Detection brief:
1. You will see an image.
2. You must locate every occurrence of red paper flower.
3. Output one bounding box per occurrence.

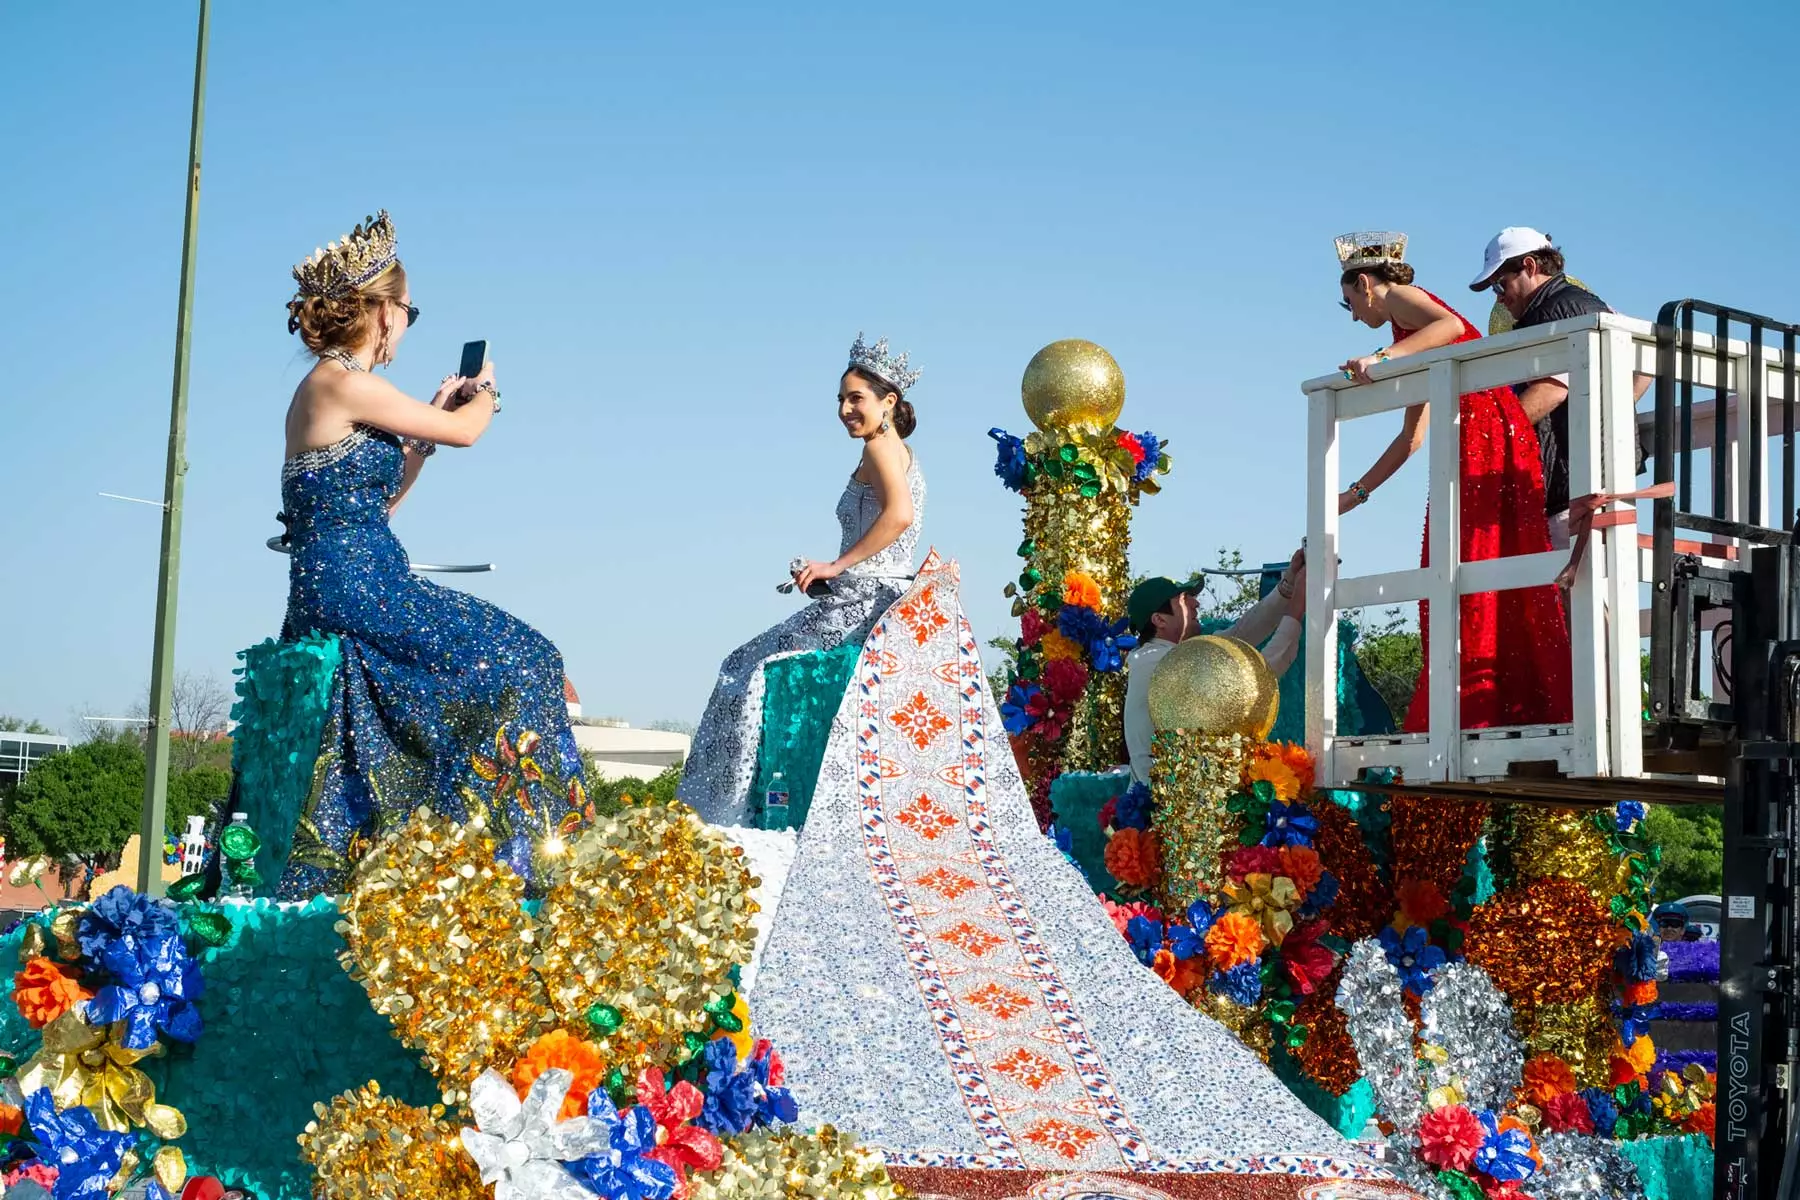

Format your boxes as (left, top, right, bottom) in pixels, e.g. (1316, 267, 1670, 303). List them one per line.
(1481, 1181, 1533, 1200)
(1101, 898, 1164, 936)
(636, 1068, 724, 1198)
(1020, 609, 1046, 647)
(1225, 845, 1282, 881)
(1541, 1091, 1594, 1134)
(1416, 1103, 1483, 1172)
(1098, 797, 1119, 831)
(1396, 879, 1450, 930)
(1116, 432, 1148, 465)
(1041, 657, 1089, 704)
(1281, 919, 1337, 996)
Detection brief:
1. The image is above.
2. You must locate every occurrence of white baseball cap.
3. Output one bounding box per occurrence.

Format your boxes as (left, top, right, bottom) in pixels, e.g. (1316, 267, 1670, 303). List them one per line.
(1470, 226, 1554, 290)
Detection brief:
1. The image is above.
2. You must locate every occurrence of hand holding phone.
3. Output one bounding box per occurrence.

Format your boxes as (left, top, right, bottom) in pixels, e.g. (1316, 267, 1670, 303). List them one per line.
(450, 341, 489, 409)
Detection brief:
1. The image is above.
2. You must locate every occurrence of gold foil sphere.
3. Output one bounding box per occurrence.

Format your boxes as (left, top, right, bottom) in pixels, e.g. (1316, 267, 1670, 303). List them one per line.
(1021, 339, 1125, 433)
(1147, 635, 1279, 738)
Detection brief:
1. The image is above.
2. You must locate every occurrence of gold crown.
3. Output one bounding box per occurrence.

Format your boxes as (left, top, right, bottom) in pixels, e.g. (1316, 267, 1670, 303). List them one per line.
(292, 211, 399, 300)
(1334, 230, 1408, 271)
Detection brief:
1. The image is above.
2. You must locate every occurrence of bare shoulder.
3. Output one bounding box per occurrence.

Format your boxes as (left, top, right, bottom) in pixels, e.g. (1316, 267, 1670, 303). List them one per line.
(286, 363, 398, 454)
(1389, 283, 1453, 323)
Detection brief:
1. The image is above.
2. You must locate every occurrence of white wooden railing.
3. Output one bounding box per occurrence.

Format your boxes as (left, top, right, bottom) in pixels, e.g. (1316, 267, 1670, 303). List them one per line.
(1302, 312, 1799, 786)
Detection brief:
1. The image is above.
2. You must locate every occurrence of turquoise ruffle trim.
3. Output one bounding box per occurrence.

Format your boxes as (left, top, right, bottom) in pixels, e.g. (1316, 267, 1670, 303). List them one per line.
(229, 634, 341, 889)
(751, 643, 862, 827)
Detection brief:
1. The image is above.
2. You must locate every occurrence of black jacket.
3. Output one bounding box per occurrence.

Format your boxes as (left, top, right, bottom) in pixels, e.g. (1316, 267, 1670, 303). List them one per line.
(1512, 276, 1609, 516)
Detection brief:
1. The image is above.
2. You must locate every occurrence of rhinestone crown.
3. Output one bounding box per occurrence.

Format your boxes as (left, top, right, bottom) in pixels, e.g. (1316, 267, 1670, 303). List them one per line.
(847, 332, 922, 394)
(293, 211, 399, 300)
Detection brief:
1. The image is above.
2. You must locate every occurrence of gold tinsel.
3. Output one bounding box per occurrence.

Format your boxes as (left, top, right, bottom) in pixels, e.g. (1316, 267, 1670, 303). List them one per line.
(300, 1081, 485, 1200)
(1516, 998, 1619, 1089)
(534, 801, 759, 1079)
(1510, 805, 1626, 897)
(1463, 877, 1626, 1010)
(337, 807, 553, 1104)
(687, 1125, 906, 1200)
(1204, 993, 1272, 1063)
(1150, 731, 1250, 912)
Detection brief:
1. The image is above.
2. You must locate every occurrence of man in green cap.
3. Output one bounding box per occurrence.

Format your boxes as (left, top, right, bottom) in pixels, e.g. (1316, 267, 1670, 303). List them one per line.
(1121, 549, 1305, 783)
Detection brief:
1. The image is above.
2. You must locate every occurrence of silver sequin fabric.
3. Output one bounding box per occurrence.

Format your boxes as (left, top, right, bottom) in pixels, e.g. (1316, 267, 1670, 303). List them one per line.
(678, 459, 926, 825)
(739, 558, 1383, 1179)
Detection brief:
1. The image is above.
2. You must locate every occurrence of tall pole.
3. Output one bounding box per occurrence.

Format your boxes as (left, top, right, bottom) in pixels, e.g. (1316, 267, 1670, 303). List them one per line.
(138, 0, 211, 896)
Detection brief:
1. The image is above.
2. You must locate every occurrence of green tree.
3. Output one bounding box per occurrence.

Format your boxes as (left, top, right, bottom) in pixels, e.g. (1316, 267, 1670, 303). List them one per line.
(0, 742, 223, 878)
(0, 716, 54, 734)
(1643, 804, 1724, 899)
(1347, 607, 1422, 724)
(579, 759, 682, 820)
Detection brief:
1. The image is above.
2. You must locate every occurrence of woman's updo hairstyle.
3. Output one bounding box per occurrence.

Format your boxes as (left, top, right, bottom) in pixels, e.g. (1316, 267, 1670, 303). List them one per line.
(286, 262, 409, 356)
(843, 365, 917, 439)
(1340, 261, 1416, 287)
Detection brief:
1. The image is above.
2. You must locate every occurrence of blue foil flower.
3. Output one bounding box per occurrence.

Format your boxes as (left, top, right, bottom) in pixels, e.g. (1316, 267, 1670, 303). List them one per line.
(1378, 925, 1445, 998)
(745, 1042, 799, 1127)
(1057, 604, 1107, 650)
(1208, 960, 1263, 1007)
(567, 1103, 678, 1200)
(1472, 1110, 1538, 1182)
(1184, 898, 1218, 937)
(1084, 618, 1138, 674)
(1260, 799, 1318, 848)
(989, 429, 1030, 492)
(696, 1039, 758, 1136)
(1615, 800, 1646, 831)
(1582, 1087, 1620, 1136)
(83, 932, 204, 1049)
(1046, 825, 1076, 866)
(77, 886, 181, 962)
(1114, 783, 1154, 831)
(1001, 683, 1042, 735)
(1132, 431, 1162, 482)
(23, 1086, 135, 1200)
(1124, 916, 1165, 966)
(1616, 931, 1660, 983)
(1299, 870, 1339, 918)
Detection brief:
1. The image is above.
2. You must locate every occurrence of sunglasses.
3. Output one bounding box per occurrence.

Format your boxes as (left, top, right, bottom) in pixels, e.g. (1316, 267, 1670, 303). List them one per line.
(395, 301, 420, 327)
(1339, 299, 1353, 312)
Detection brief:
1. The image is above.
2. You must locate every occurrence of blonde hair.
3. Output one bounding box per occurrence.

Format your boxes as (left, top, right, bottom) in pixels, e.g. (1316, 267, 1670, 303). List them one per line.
(285, 263, 408, 356)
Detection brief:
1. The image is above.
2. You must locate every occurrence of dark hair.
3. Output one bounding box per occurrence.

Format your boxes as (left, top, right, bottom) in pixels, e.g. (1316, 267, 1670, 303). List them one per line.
(1340, 262, 1416, 288)
(1496, 240, 1566, 280)
(841, 365, 917, 439)
(286, 262, 409, 356)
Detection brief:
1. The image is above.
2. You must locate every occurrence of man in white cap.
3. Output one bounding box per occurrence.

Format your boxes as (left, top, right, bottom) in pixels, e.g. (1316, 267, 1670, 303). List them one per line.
(1469, 228, 1647, 547)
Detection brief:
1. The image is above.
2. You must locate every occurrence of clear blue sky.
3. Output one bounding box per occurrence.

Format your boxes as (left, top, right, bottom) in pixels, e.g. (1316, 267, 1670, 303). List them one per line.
(5, 1, 1799, 736)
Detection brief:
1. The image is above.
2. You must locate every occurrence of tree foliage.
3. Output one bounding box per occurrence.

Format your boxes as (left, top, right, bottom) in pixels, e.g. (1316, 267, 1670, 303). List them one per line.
(0, 716, 53, 734)
(1347, 607, 1422, 725)
(579, 759, 682, 821)
(1, 741, 225, 876)
(1643, 804, 1724, 900)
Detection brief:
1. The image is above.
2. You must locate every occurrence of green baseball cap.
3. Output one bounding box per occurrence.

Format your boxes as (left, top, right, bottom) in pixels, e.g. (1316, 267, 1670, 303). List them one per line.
(1127, 575, 1201, 635)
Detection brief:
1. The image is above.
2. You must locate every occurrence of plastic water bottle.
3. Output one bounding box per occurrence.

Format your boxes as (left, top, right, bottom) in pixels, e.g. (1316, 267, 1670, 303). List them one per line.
(1355, 1116, 1388, 1162)
(764, 772, 790, 831)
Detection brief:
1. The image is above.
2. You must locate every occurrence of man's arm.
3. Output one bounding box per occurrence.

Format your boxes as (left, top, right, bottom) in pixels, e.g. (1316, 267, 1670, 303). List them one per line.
(1225, 587, 1289, 649)
(1516, 378, 1568, 425)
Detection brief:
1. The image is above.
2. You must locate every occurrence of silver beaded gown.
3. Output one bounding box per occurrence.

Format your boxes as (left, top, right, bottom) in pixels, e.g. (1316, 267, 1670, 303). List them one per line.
(677, 458, 926, 824)
(730, 554, 1395, 1186)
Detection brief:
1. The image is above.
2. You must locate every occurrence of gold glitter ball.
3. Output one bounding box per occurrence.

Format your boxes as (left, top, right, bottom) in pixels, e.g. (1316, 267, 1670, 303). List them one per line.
(1147, 634, 1277, 738)
(1021, 339, 1125, 433)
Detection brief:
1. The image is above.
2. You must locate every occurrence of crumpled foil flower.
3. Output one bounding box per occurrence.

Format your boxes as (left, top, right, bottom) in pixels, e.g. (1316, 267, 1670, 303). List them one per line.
(1261, 799, 1318, 848)
(22, 1085, 135, 1198)
(1337, 938, 1423, 1135)
(1379, 924, 1446, 998)
(1472, 1111, 1538, 1182)
(628, 1069, 720, 1199)
(1222, 873, 1300, 947)
(83, 933, 203, 1051)
(460, 1067, 612, 1200)
(16, 1010, 186, 1138)
(1420, 962, 1524, 1114)
(76, 887, 181, 963)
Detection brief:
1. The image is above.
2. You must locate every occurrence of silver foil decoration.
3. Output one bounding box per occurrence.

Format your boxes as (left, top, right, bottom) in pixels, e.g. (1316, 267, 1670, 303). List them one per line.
(1337, 938, 1424, 1136)
(1420, 960, 1525, 1113)
(1534, 1131, 1648, 1200)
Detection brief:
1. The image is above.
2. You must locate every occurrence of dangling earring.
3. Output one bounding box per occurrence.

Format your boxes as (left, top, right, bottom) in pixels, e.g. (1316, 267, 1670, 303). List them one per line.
(878, 407, 892, 435)
(375, 327, 391, 367)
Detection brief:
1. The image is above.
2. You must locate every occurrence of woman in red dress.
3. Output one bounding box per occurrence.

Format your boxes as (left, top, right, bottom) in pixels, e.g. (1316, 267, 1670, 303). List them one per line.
(1332, 231, 1570, 732)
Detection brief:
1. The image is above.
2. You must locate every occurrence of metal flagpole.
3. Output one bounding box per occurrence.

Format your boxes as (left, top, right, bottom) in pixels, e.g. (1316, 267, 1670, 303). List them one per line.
(138, 0, 211, 895)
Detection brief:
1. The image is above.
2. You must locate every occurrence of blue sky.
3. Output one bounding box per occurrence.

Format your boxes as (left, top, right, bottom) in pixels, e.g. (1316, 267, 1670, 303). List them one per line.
(5, 1, 1798, 735)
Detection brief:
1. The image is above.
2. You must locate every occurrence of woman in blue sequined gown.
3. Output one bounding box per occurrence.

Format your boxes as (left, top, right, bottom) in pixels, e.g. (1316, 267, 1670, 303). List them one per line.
(678, 337, 926, 826)
(272, 212, 580, 897)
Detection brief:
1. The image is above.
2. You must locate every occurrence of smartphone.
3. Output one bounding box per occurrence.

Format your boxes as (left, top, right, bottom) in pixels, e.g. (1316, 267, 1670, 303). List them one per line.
(459, 340, 488, 381)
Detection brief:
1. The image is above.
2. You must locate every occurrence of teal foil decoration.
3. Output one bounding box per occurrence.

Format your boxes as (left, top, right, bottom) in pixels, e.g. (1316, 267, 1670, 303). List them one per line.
(1617, 1133, 1713, 1200)
(1271, 1040, 1378, 1137)
(229, 634, 341, 889)
(750, 643, 861, 828)
(1046, 770, 1131, 895)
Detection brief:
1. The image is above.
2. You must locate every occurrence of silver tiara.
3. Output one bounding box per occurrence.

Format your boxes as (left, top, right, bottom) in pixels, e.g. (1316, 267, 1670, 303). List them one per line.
(848, 332, 921, 394)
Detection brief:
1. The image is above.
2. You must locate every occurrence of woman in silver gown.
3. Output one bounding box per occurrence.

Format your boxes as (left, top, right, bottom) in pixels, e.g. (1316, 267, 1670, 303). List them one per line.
(677, 335, 927, 825)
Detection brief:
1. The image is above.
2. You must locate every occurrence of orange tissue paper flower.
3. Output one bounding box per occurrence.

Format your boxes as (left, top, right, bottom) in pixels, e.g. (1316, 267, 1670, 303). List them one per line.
(1153, 948, 1205, 997)
(1062, 571, 1102, 610)
(1622, 980, 1659, 1007)
(0, 1104, 20, 1138)
(1278, 847, 1325, 900)
(12, 957, 90, 1029)
(1520, 1054, 1579, 1107)
(1278, 743, 1315, 794)
(1104, 827, 1163, 889)
(1625, 1034, 1656, 1075)
(1205, 911, 1266, 971)
(1248, 749, 1301, 802)
(514, 1029, 607, 1119)
(1684, 1101, 1716, 1143)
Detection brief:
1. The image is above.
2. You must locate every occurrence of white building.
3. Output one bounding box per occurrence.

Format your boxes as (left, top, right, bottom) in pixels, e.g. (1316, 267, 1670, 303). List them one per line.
(564, 678, 690, 781)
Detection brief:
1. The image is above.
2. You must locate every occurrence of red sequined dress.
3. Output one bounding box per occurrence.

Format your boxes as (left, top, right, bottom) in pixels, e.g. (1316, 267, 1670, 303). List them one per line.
(1393, 291, 1572, 731)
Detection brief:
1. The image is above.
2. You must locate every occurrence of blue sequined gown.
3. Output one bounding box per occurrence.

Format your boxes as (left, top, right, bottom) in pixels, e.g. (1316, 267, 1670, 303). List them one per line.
(274, 424, 581, 897)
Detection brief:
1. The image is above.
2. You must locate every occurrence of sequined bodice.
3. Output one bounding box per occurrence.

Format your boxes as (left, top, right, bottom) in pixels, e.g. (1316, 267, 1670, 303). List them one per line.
(834, 458, 925, 577)
(280, 425, 403, 536)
